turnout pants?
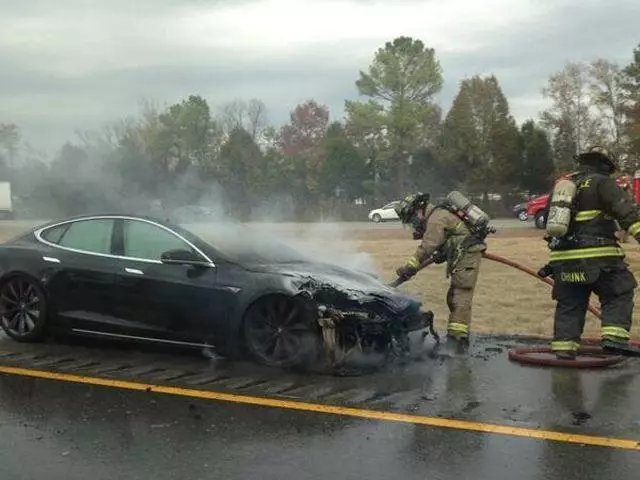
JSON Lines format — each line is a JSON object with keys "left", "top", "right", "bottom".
{"left": 551, "top": 258, "right": 637, "bottom": 353}
{"left": 446, "top": 250, "right": 483, "bottom": 338}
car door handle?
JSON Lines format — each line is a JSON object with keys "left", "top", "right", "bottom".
{"left": 124, "top": 268, "right": 144, "bottom": 275}
{"left": 42, "top": 256, "right": 61, "bottom": 264}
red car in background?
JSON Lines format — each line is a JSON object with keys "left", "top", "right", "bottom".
{"left": 521, "top": 173, "right": 635, "bottom": 229}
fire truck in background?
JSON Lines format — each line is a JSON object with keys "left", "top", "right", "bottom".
{"left": 521, "top": 172, "right": 640, "bottom": 229}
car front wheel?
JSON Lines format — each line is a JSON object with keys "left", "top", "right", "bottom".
{"left": 518, "top": 210, "right": 528, "bottom": 221}
{"left": 243, "top": 295, "right": 321, "bottom": 368}
{"left": 0, "top": 275, "right": 48, "bottom": 342}
{"left": 371, "top": 213, "right": 382, "bottom": 223}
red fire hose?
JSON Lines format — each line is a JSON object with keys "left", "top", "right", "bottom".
{"left": 482, "top": 252, "right": 602, "bottom": 319}
{"left": 390, "top": 251, "right": 637, "bottom": 368}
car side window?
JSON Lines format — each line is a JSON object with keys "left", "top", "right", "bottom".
{"left": 55, "top": 219, "right": 114, "bottom": 254}
{"left": 123, "top": 220, "right": 196, "bottom": 261}
{"left": 40, "top": 224, "right": 69, "bottom": 244}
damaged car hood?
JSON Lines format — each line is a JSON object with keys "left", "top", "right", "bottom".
{"left": 247, "top": 261, "right": 421, "bottom": 313}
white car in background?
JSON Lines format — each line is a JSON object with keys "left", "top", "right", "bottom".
{"left": 368, "top": 201, "right": 401, "bottom": 223}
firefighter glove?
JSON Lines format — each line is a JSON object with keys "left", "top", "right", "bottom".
{"left": 537, "top": 264, "right": 553, "bottom": 278}
{"left": 432, "top": 250, "right": 446, "bottom": 264}
{"left": 396, "top": 264, "right": 418, "bottom": 280}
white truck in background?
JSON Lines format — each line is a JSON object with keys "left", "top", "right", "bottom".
{"left": 0, "top": 182, "right": 14, "bottom": 219}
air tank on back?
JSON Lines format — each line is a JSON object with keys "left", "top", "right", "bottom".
{"left": 546, "top": 178, "right": 577, "bottom": 237}
{"left": 445, "top": 191, "right": 491, "bottom": 230}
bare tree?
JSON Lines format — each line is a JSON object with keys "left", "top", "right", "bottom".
{"left": 219, "top": 98, "right": 268, "bottom": 142}
{"left": 246, "top": 99, "right": 268, "bottom": 140}
{"left": 589, "top": 59, "right": 626, "bottom": 156}
{"left": 540, "top": 62, "right": 603, "bottom": 168}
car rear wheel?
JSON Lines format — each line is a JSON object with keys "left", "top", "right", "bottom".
{"left": 243, "top": 295, "right": 321, "bottom": 368}
{"left": 518, "top": 210, "right": 528, "bottom": 221}
{"left": 0, "top": 275, "right": 47, "bottom": 342}
{"left": 371, "top": 213, "right": 382, "bottom": 223}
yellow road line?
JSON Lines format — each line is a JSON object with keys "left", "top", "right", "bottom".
{"left": 0, "top": 364, "right": 638, "bottom": 451}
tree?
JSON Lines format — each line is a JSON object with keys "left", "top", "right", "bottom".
{"left": 217, "top": 127, "right": 265, "bottom": 219}
{"left": 621, "top": 44, "right": 640, "bottom": 168}
{"left": 345, "top": 36, "right": 444, "bottom": 197}
{"left": 540, "top": 62, "right": 603, "bottom": 169}
{"left": 278, "top": 100, "right": 330, "bottom": 195}
{"left": 159, "top": 95, "right": 219, "bottom": 177}
{"left": 519, "top": 120, "right": 555, "bottom": 193}
{"left": 319, "top": 122, "right": 369, "bottom": 200}
{"left": 343, "top": 100, "right": 389, "bottom": 202}
{"left": 440, "top": 75, "right": 521, "bottom": 200}
{"left": 219, "top": 98, "right": 268, "bottom": 142}
{"left": 589, "top": 60, "right": 625, "bottom": 151}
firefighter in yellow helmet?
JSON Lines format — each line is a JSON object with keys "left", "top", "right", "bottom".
{"left": 393, "top": 192, "right": 489, "bottom": 348}
{"left": 545, "top": 146, "right": 640, "bottom": 359}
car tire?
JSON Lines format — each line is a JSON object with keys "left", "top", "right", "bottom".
{"left": 518, "top": 210, "right": 528, "bottom": 222}
{"left": 243, "top": 295, "right": 321, "bottom": 368}
{"left": 371, "top": 214, "right": 382, "bottom": 223}
{"left": 0, "top": 274, "right": 48, "bottom": 342}
{"left": 535, "top": 210, "right": 547, "bottom": 230}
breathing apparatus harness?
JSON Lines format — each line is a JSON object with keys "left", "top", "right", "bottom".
{"left": 396, "top": 191, "right": 496, "bottom": 274}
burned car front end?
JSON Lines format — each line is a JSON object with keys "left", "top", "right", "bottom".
{"left": 272, "top": 263, "right": 436, "bottom": 366}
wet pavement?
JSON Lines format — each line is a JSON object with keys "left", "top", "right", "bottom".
{"left": 1, "top": 334, "right": 640, "bottom": 479}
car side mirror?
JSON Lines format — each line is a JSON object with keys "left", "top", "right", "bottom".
{"left": 160, "top": 249, "right": 206, "bottom": 266}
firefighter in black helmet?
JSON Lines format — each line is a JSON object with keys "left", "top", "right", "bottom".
{"left": 547, "top": 146, "right": 640, "bottom": 359}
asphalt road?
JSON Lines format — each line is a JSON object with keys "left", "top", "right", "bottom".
{"left": 0, "top": 335, "right": 639, "bottom": 479}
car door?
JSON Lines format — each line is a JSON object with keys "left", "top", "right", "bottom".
{"left": 381, "top": 203, "right": 396, "bottom": 220}
{"left": 112, "top": 218, "right": 231, "bottom": 343}
{"left": 36, "top": 217, "right": 121, "bottom": 330}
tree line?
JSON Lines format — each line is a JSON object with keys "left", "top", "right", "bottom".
{"left": 1, "top": 37, "right": 639, "bottom": 220}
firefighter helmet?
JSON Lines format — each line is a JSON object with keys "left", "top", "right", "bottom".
{"left": 395, "top": 192, "right": 430, "bottom": 224}
{"left": 576, "top": 145, "right": 618, "bottom": 173}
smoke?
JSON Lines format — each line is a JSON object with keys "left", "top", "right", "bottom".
{"left": 8, "top": 131, "right": 378, "bottom": 276}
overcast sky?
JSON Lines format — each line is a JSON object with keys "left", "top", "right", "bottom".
{"left": 1, "top": 0, "right": 639, "bottom": 155}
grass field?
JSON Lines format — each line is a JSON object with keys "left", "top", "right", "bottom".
{"left": 349, "top": 226, "right": 640, "bottom": 340}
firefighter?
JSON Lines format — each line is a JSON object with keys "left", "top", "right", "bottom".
{"left": 394, "top": 192, "right": 487, "bottom": 347}
{"left": 546, "top": 146, "right": 640, "bottom": 360}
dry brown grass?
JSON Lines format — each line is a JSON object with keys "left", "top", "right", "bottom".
{"left": 350, "top": 228, "right": 640, "bottom": 340}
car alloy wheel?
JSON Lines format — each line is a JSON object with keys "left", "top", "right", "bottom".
{"left": 0, "top": 275, "right": 47, "bottom": 342}
{"left": 372, "top": 214, "right": 382, "bottom": 223}
{"left": 518, "top": 210, "right": 528, "bottom": 221}
{"left": 243, "top": 295, "right": 320, "bottom": 368}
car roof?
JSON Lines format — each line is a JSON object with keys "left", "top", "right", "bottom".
{"left": 33, "top": 212, "right": 174, "bottom": 229}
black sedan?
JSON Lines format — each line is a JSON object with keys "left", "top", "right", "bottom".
{"left": 0, "top": 214, "right": 434, "bottom": 370}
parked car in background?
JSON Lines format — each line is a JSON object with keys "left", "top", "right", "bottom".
{"left": 512, "top": 202, "right": 528, "bottom": 221}
{"left": 368, "top": 201, "right": 400, "bottom": 223}
{"left": 525, "top": 194, "right": 550, "bottom": 229}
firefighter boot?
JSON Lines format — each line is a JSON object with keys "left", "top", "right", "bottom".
{"left": 555, "top": 350, "right": 577, "bottom": 360}
{"left": 443, "top": 334, "right": 469, "bottom": 355}
{"left": 601, "top": 339, "right": 640, "bottom": 357}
